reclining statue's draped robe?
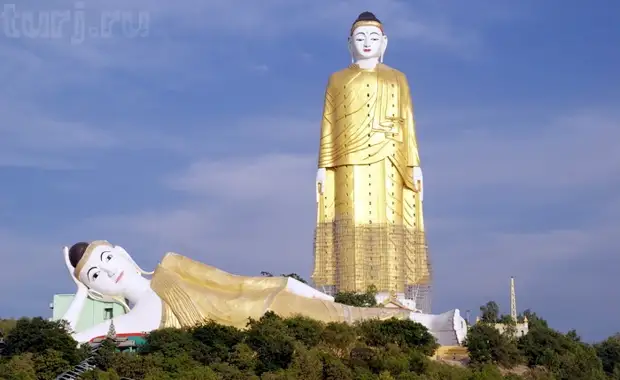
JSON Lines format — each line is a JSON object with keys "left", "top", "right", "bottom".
{"left": 312, "top": 63, "right": 431, "bottom": 306}
{"left": 150, "top": 253, "right": 410, "bottom": 329}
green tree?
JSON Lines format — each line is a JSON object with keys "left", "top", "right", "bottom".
{"left": 178, "top": 365, "right": 219, "bottom": 379}
{"left": 320, "top": 322, "right": 357, "bottom": 358}
{"left": 469, "top": 363, "right": 504, "bottom": 379}
{"left": 419, "top": 359, "right": 473, "bottom": 379}
{"left": 245, "top": 312, "right": 295, "bottom": 373}
{"left": 229, "top": 343, "right": 259, "bottom": 374}
{"left": 375, "top": 344, "right": 410, "bottom": 377}
{"left": 497, "top": 314, "right": 516, "bottom": 324}
{"left": 479, "top": 301, "right": 500, "bottom": 323}
{"left": 595, "top": 333, "right": 620, "bottom": 375}
{"left": 523, "top": 366, "right": 556, "bottom": 379}
{"left": 320, "top": 351, "right": 353, "bottom": 380}
{"left": 5, "top": 303, "right": 610, "bottom": 379}
{"left": 32, "top": 348, "right": 72, "bottom": 380}
{"left": 4, "top": 318, "right": 81, "bottom": 364}
{"left": 356, "top": 319, "right": 438, "bottom": 356}
{"left": 109, "top": 352, "right": 159, "bottom": 379}
{"left": 82, "top": 369, "right": 121, "bottom": 380}
{"left": 334, "top": 285, "right": 378, "bottom": 307}
{"left": 92, "top": 339, "right": 117, "bottom": 372}
{"left": 518, "top": 321, "right": 605, "bottom": 379}
{"left": 465, "top": 323, "right": 521, "bottom": 368}
{"left": 287, "top": 344, "right": 323, "bottom": 380}
{"left": 0, "top": 319, "right": 17, "bottom": 336}
{"left": 348, "top": 345, "right": 376, "bottom": 373}
{"left": 191, "top": 321, "right": 244, "bottom": 364}
{"left": 283, "top": 315, "right": 324, "bottom": 348}
{"left": 141, "top": 327, "right": 200, "bottom": 359}
{"left": 521, "top": 309, "right": 548, "bottom": 329}
{"left": 210, "top": 361, "right": 256, "bottom": 379}
{"left": 0, "top": 353, "right": 37, "bottom": 380}
{"left": 566, "top": 330, "right": 581, "bottom": 343}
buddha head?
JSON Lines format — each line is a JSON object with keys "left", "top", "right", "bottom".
{"left": 68, "top": 240, "right": 153, "bottom": 310}
{"left": 348, "top": 11, "right": 388, "bottom": 63}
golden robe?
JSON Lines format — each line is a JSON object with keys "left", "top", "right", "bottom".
{"left": 150, "top": 253, "right": 410, "bottom": 329}
{"left": 312, "top": 63, "right": 431, "bottom": 305}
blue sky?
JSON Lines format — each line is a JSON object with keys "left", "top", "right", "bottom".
{"left": 1, "top": 0, "right": 618, "bottom": 341}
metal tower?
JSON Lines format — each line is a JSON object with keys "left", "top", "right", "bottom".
{"left": 510, "top": 276, "right": 517, "bottom": 322}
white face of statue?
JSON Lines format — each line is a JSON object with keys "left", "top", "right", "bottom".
{"left": 348, "top": 25, "right": 387, "bottom": 61}
{"left": 78, "top": 244, "right": 142, "bottom": 297}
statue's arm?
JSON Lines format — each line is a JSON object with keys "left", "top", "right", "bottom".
{"left": 62, "top": 289, "right": 88, "bottom": 332}
{"left": 72, "top": 317, "right": 123, "bottom": 344}
{"left": 71, "top": 300, "right": 162, "bottom": 344}
{"left": 317, "top": 76, "right": 337, "bottom": 200}
{"left": 318, "top": 75, "right": 336, "bottom": 170}
{"left": 402, "top": 74, "right": 420, "bottom": 168}
{"left": 401, "top": 74, "right": 423, "bottom": 198}
{"left": 61, "top": 246, "right": 89, "bottom": 332}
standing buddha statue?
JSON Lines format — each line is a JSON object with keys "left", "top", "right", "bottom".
{"left": 312, "top": 11, "right": 432, "bottom": 312}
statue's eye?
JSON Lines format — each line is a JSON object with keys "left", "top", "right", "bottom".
{"left": 93, "top": 272, "right": 99, "bottom": 280}
{"left": 106, "top": 254, "right": 113, "bottom": 262}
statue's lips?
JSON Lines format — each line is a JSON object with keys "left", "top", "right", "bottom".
{"left": 363, "top": 48, "right": 371, "bottom": 52}
{"left": 115, "top": 271, "right": 124, "bottom": 283}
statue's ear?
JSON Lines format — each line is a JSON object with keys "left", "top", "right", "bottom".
{"left": 380, "top": 35, "right": 388, "bottom": 62}
{"left": 347, "top": 36, "right": 354, "bottom": 61}
{"left": 87, "top": 289, "right": 102, "bottom": 301}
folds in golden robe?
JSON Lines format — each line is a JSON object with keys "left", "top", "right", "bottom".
{"left": 312, "top": 63, "right": 431, "bottom": 297}
{"left": 151, "top": 253, "right": 410, "bottom": 329}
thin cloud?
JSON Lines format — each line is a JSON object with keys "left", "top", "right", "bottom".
{"left": 4, "top": 0, "right": 490, "bottom": 53}
{"left": 0, "top": 0, "right": 503, "bottom": 167}
{"left": 165, "top": 154, "right": 315, "bottom": 201}
{"left": 425, "top": 110, "right": 619, "bottom": 193}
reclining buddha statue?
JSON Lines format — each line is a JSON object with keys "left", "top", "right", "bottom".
{"left": 61, "top": 240, "right": 467, "bottom": 346}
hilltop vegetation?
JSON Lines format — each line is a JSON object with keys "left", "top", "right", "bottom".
{"left": 0, "top": 300, "right": 619, "bottom": 379}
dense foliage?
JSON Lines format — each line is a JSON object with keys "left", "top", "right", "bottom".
{"left": 334, "top": 285, "right": 379, "bottom": 307}
{"left": 465, "top": 302, "right": 609, "bottom": 380}
{"left": 1, "top": 300, "right": 620, "bottom": 379}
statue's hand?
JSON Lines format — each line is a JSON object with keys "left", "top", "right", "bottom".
{"left": 412, "top": 167, "right": 423, "bottom": 202}
{"left": 63, "top": 246, "right": 88, "bottom": 294}
{"left": 316, "top": 168, "right": 326, "bottom": 202}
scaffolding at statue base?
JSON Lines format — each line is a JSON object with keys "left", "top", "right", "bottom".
{"left": 313, "top": 218, "right": 432, "bottom": 313}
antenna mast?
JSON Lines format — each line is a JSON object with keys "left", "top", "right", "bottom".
{"left": 510, "top": 276, "right": 517, "bottom": 322}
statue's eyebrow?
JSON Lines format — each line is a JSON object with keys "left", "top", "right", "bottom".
{"left": 100, "top": 250, "right": 110, "bottom": 261}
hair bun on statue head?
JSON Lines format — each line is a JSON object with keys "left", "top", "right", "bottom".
{"left": 351, "top": 11, "right": 384, "bottom": 35}
{"left": 356, "top": 11, "right": 381, "bottom": 23}
{"left": 68, "top": 242, "right": 90, "bottom": 268}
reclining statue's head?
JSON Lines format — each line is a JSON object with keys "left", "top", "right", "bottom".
{"left": 68, "top": 240, "right": 153, "bottom": 311}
